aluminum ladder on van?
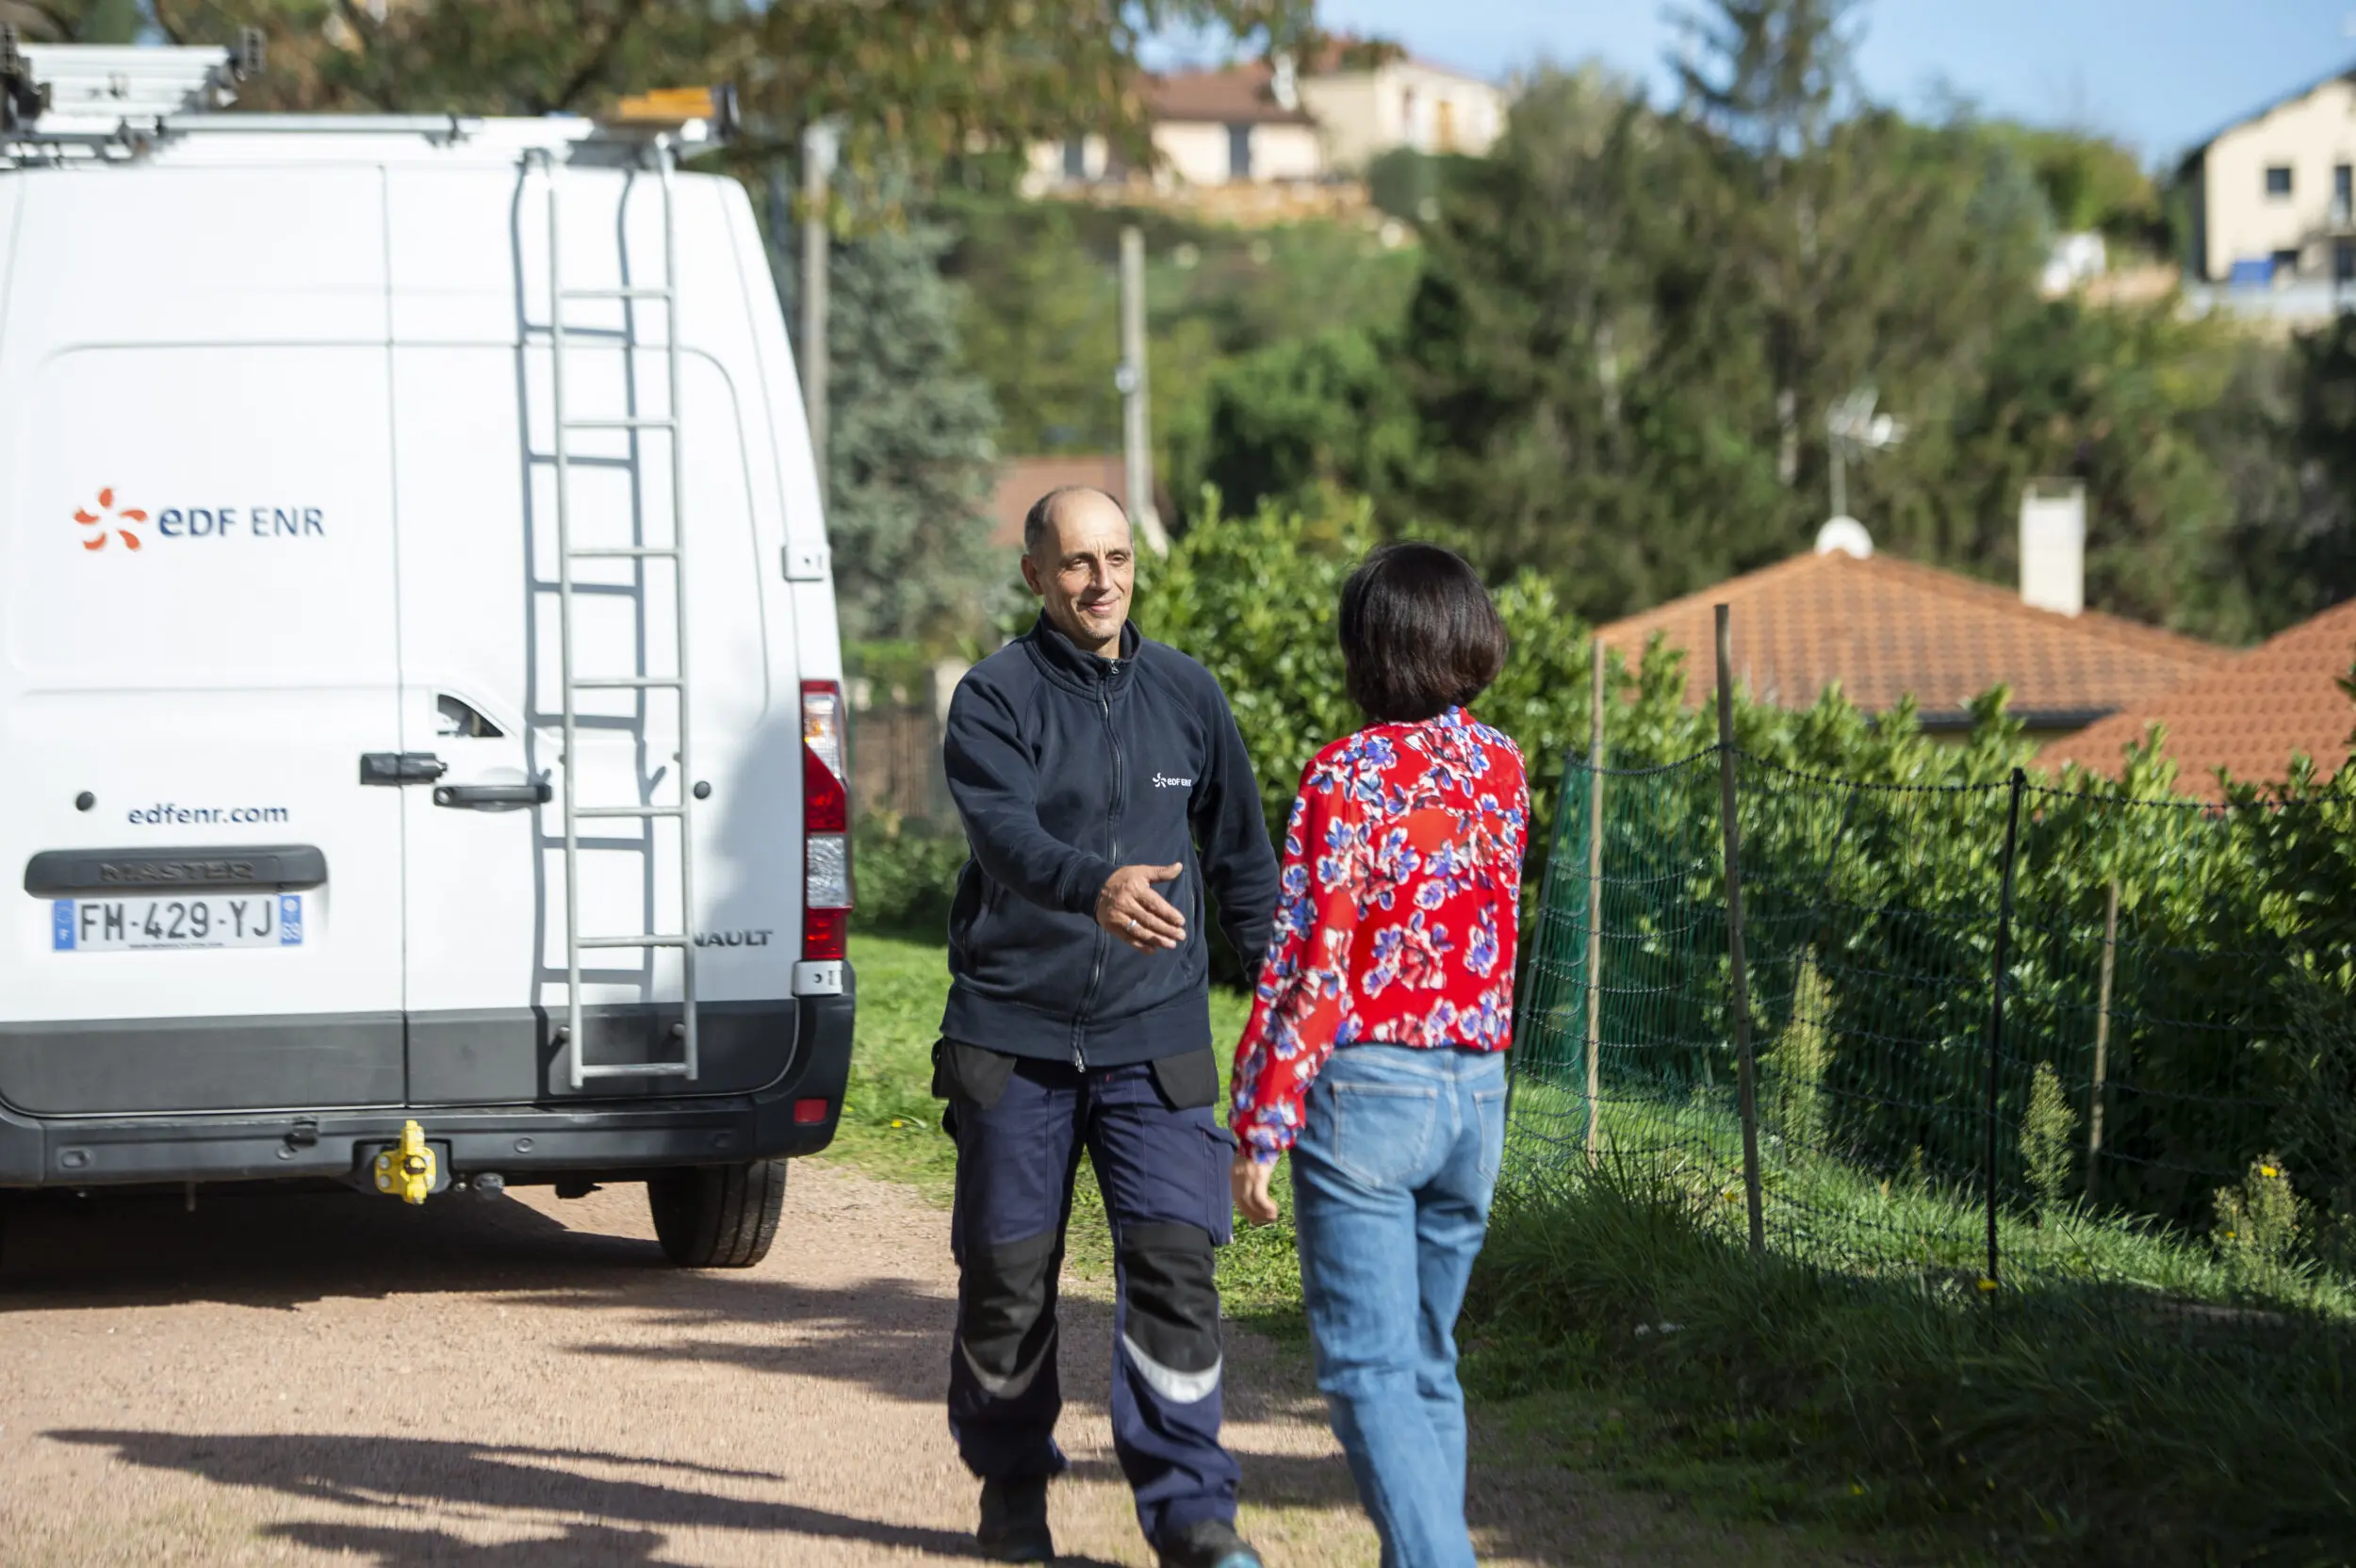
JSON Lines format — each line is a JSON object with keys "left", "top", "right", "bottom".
{"left": 540, "top": 141, "right": 700, "bottom": 1088}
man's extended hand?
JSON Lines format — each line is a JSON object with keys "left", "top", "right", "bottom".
{"left": 1097, "top": 862, "right": 1186, "bottom": 953}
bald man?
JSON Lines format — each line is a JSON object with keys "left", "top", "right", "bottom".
{"left": 934, "top": 486, "right": 1278, "bottom": 1568}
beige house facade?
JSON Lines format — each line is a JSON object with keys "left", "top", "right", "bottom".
{"left": 1025, "top": 60, "right": 1323, "bottom": 194}
{"left": 1025, "top": 49, "right": 1505, "bottom": 197}
{"left": 1296, "top": 56, "right": 1505, "bottom": 172}
{"left": 2182, "top": 69, "right": 2356, "bottom": 286}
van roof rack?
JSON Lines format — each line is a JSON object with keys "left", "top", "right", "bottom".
{"left": 0, "top": 33, "right": 734, "bottom": 166}
{"left": 1, "top": 29, "right": 260, "bottom": 137}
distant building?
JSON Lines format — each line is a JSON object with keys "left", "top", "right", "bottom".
{"left": 2177, "top": 66, "right": 2356, "bottom": 320}
{"left": 1026, "top": 43, "right": 1505, "bottom": 197}
{"left": 1596, "top": 525, "right": 2229, "bottom": 743}
{"left": 1030, "top": 59, "right": 1320, "bottom": 193}
{"left": 1294, "top": 41, "right": 1506, "bottom": 172}
{"left": 2035, "top": 598, "right": 2356, "bottom": 798}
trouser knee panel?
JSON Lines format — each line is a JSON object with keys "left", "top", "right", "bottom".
{"left": 960, "top": 1228, "right": 1061, "bottom": 1400}
{"left": 1120, "top": 1221, "right": 1221, "bottom": 1404}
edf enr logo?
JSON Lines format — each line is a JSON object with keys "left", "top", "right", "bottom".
{"left": 75, "top": 487, "right": 328, "bottom": 555}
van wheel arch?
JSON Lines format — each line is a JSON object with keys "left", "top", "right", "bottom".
{"left": 646, "top": 1159, "right": 786, "bottom": 1267}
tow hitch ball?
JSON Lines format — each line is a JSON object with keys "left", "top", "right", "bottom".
{"left": 372, "top": 1119, "right": 437, "bottom": 1205}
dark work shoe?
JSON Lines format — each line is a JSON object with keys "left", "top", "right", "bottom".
{"left": 976, "top": 1476, "right": 1055, "bottom": 1563}
{"left": 1155, "top": 1517, "right": 1265, "bottom": 1568}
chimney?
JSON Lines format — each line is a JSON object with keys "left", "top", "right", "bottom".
{"left": 2019, "top": 479, "right": 2086, "bottom": 616}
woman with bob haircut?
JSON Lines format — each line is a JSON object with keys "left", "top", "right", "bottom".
{"left": 1228, "top": 541, "right": 1530, "bottom": 1567}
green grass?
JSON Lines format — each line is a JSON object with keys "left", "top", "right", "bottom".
{"left": 1506, "top": 1072, "right": 2356, "bottom": 1320}
{"left": 826, "top": 932, "right": 963, "bottom": 1190}
{"left": 1464, "top": 1160, "right": 2356, "bottom": 1565}
{"left": 829, "top": 933, "right": 1304, "bottom": 1328}
{"left": 828, "top": 937, "right": 1970, "bottom": 1560}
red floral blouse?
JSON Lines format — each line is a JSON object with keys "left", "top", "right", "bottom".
{"left": 1229, "top": 708, "right": 1530, "bottom": 1163}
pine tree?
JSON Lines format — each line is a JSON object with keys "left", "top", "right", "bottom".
{"left": 822, "top": 203, "right": 1008, "bottom": 649}
{"left": 1390, "top": 8, "right": 2052, "bottom": 620}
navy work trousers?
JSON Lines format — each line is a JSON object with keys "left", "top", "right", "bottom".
{"left": 941, "top": 1045, "right": 1239, "bottom": 1544}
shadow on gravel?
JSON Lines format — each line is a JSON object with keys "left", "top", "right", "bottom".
{"left": 13, "top": 1189, "right": 1568, "bottom": 1563}
{"left": 551, "top": 1275, "right": 1325, "bottom": 1431}
{"left": 0, "top": 1186, "right": 662, "bottom": 1309}
{"left": 265, "top": 1520, "right": 674, "bottom": 1564}
{"left": 50, "top": 1431, "right": 1007, "bottom": 1561}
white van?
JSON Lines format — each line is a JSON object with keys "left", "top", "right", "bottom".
{"left": 0, "top": 40, "right": 855, "bottom": 1266}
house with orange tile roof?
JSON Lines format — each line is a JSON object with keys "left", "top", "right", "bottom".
{"left": 2033, "top": 598, "right": 2356, "bottom": 797}
{"left": 1597, "top": 538, "right": 2232, "bottom": 741}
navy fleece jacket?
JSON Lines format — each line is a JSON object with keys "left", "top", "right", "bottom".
{"left": 939, "top": 615, "right": 1279, "bottom": 1068}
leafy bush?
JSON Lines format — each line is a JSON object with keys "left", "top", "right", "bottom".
{"left": 1538, "top": 683, "right": 2356, "bottom": 1255}
{"left": 852, "top": 811, "right": 968, "bottom": 938}
{"left": 1141, "top": 484, "right": 1700, "bottom": 919}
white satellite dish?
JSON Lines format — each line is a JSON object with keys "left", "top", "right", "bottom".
{"left": 1815, "top": 516, "right": 1873, "bottom": 559}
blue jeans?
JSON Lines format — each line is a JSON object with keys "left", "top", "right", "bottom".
{"left": 1289, "top": 1046, "right": 1508, "bottom": 1568}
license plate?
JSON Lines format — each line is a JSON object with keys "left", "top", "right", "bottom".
{"left": 52, "top": 893, "right": 304, "bottom": 951}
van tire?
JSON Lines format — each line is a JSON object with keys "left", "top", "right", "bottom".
{"left": 646, "top": 1159, "right": 786, "bottom": 1267}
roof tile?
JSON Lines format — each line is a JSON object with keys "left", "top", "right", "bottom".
{"left": 1147, "top": 64, "right": 1317, "bottom": 126}
{"left": 1596, "top": 550, "right": 2231, "bottom": 723}
{"left": 2033, "top": 597, "right": 2356, "bottom": 797}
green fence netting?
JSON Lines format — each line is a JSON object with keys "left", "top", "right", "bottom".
{"left": 1511, "top": 746, "right": 2356, "bottom": 1303}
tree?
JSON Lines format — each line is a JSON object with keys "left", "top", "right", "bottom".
{"left": 1671, "top": 0, "right": 1857, "bottom": 160}
{"left": 824, "top": 194, "right": 1007, "bottom": 650}
{"left": 941, "top": 193, "right": 1418, "bottom": 521}
{"left": 1389, "top": 66, "right": 1815, "bottom": 614}
{"left": 2, "top": 0, "right": 143, "bottom": 41}
{"left": 1983, "top": 122, "right": 2166, "bottom": 246}
{"left": 134, "top": 0, "right": 1310, "bottom": 167}
{"left": 944, "top": 197, "right": 1123, "bottom": 457}
{"left": 1170, "top": 327, "right": 1424, "bottom": 520}
{"left": 1380, "top": 8, "right": 2165, "bottom": 624}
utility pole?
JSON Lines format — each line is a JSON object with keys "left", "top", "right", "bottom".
{"left": 1118, "top": 225, "right": 1170, "bottom": 554}
{"left": 799, "top": 120, "right": 839, "bottom": 507}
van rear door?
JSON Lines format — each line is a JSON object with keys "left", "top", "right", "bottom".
{"left": 386, "top": 164, "right": 789, "bottom": 1104}
{"left": 0, "top": 170, "right": 407, "bottom": 1117}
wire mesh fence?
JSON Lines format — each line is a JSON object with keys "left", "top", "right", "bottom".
{"left": 1510, "top": 742, "right": 2356, "bottom": 1306}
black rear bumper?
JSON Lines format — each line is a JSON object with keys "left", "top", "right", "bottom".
{"left": 0, "top": 988, "right": 855, "bottom": 1190}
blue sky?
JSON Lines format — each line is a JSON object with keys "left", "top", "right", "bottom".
{"left": 1169, "top": 1, "right": 2356, "bottom": 165}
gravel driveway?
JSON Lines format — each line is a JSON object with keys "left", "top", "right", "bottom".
{"left": 0, "top": 1161, "right": 1802, "bottom": 1565}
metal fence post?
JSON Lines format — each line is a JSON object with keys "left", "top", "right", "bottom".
{"left": 1583, "top": 641, "right": 1606, "bottom": 1168}
{"left": 1984, "top": 767, "right": 2027, "bottom": 1288}
{"left": 1713, "top": 606, "right": 1765, "bottom": 1257}
{"left": 2086, "top": 877, "right": 2119, "bottom": 1205}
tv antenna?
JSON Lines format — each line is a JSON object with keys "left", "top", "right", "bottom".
{"left": 1824, "top": 385, "right": 1905, "bottom": 525}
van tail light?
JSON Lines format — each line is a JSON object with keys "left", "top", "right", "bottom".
{"left": 802, "top": 679, "right": 852, "bottom": 960}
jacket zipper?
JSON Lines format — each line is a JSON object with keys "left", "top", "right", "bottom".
{"left": 1072, "top": 665, "right": 1124, "bottom": 1070}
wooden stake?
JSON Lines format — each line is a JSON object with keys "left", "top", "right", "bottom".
{"left": 1583, "top": 641, "right": 1606, "bottom": 1168}
{"left": 2086, "top": 878, "right": 2119, "bottom": 1205}
{"left": 1714, "top": 606, "right": 1765, "bottom": 1257}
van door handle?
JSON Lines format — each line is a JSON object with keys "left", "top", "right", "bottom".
{"left": 360, "top": 752, "right": 448, "bottom": 786}
{"left": 432, "top": 781, "right": 552, "bottom": 808}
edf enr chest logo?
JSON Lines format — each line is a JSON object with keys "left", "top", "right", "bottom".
{"left": 75, "top": 486, "right": 327, "bottom": 555}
